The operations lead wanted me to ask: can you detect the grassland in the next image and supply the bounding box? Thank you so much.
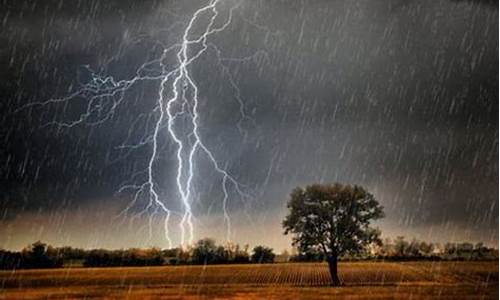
[0,261,497,299]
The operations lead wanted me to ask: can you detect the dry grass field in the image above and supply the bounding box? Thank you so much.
[0,261,497,299]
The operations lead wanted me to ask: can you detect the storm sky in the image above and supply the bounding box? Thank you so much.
[0,0,498,250]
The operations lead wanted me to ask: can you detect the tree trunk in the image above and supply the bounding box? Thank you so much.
[327,255,341,286]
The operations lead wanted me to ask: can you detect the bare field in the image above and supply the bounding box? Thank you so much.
[0,261,497,299]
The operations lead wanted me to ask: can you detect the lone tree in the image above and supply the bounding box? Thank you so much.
[283,183,384,286]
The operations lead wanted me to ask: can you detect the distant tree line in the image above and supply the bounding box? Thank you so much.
[0,241,63,269]
[289,236,498,262]
[0,238,276,269]
[0,237,496,270]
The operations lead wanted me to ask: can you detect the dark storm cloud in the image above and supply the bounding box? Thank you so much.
[0,0,497,248]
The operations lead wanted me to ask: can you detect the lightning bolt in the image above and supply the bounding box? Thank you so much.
[16,0,267,248]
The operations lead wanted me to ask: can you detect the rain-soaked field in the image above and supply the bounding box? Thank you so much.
[0,261,497,299]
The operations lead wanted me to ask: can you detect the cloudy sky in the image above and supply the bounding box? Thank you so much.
[0,0,498,250]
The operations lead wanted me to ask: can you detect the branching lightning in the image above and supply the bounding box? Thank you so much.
[16,0,268,248]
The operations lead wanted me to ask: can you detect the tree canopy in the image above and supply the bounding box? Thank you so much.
[251,246,275,264]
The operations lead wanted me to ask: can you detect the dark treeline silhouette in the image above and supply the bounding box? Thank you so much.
[0,241,63,269]
[83,248,164,267]
[0,237,497,270]
[290,236,498,262]
[189,238,252,265]
[0,238,274,269]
